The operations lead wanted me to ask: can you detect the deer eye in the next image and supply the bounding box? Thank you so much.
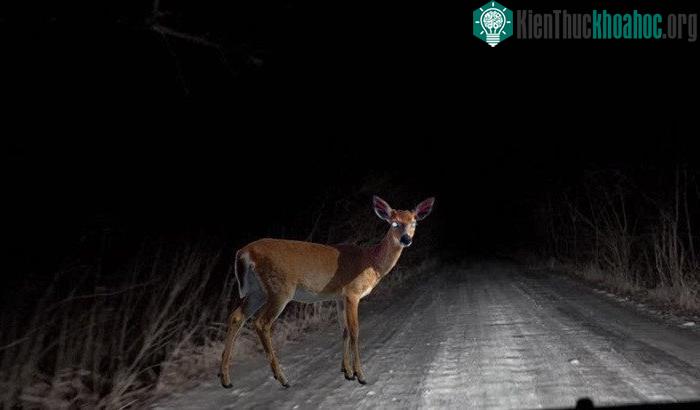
[391,222,399,228]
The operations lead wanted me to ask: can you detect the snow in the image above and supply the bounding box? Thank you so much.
[154,262,700,409]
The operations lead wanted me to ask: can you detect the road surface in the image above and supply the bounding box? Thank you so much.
[155,261,700,409]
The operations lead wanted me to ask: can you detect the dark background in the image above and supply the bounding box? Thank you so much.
[2,1,698,283]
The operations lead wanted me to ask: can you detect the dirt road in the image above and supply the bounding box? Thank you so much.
[156,261,700,409]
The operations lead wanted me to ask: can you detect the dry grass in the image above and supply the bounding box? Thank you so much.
[543,258,700,315]
[0,244,234,409]
[647,284,700,312]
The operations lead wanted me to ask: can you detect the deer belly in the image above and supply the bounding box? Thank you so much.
[292,287,335,303]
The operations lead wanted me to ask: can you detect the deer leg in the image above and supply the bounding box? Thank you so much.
[336,299,354,380]
[254,295,291,387]
[219,290,266,388]
[345,296,366,384]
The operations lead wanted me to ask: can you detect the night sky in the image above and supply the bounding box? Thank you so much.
[3,0,699,281]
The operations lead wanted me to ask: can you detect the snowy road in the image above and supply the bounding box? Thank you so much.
[156,262,700,409]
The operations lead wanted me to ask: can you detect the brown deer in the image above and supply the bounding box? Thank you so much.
[219,195,435,388]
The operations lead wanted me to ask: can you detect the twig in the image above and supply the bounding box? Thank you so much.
[152,24,221,49]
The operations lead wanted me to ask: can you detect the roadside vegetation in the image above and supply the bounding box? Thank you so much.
[536,166,700,314]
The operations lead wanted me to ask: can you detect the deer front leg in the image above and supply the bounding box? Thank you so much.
[336,299,354,380]
[345,296,366,384]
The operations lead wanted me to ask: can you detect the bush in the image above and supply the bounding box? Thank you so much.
[540,167,700,313]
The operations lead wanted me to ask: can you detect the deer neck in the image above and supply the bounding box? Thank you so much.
[369,229,404,278]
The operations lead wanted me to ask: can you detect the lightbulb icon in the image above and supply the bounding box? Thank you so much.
[474,2,512,47]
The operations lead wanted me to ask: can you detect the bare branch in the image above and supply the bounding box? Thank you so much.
[152,24,221,49]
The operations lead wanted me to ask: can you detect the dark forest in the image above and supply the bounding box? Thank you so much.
[2,0,699,408]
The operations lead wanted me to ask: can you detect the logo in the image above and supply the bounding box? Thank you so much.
[474,2,513,47]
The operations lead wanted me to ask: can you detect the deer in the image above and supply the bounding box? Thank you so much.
[219,195,435,388]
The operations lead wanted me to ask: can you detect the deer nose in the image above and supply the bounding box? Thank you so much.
[400,234,412,247]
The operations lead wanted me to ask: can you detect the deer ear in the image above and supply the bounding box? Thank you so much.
[414,197,435,221]
[373,195,393,222]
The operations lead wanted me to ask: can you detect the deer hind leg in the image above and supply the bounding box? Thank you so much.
[254,294,291,387]
[219,290,266,388]
[345,296,366,384]
[336,299,354,380]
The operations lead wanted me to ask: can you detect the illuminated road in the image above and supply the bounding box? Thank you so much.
[156,262,700,409]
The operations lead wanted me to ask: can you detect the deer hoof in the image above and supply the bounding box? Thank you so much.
[275,374,290,388]
[344,372,356,381]
[355,373,367,385]
[218,373,233,388]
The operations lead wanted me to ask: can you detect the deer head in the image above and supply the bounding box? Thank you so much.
[373,196,435,247]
